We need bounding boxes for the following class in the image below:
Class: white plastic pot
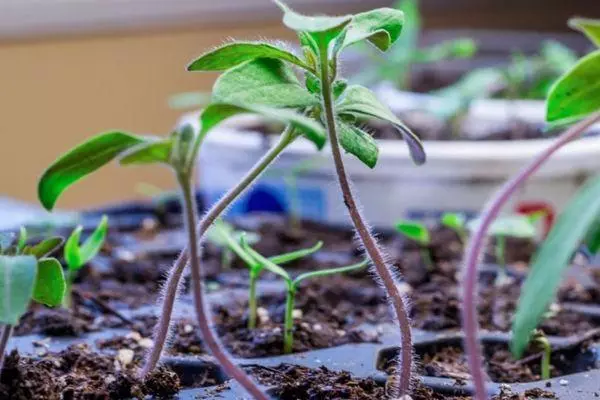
[181,91,600,227]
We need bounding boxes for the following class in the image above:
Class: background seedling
[63,216,108,308]
[207,219,260,270]
[0,229,66,375]
[209,222,322,328]
[440,212,467,243]
[241,237,367,353]
[462,18,600,400]
[395,219,433,270]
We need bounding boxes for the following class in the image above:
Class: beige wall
[0,22,295,209]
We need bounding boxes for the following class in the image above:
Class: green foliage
[119,137,174,166]
[395,220,430,245]
[512,175,600,357]
[33,258,66,307]
[341,8,404,51]
[570,18,600,47]
[336,85,425,165]
[0,255,37,325]
[38,132,144,211]
[212,58,318,108]
[468,215,537,239]
[188,42,310,71]
[337,121,379,168]
[23,237,63,259]
[64,215,108,271]
[440,212,466,233]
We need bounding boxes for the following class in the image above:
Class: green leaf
[337,85,425,165]
[332,79,348,98]
[337,121,379,168]
[188,41,310,71]
[201,102,327,149]
[273,0,352,49]
[78,215,108,267]
[23,237,64,259]
[585,219,600,254]
[32,258,66,307]
[119,138,173,166]
[0,255,37,325]
[440,212,466,232]
[269,241,323,264]
[413,38,476,63]
[17,227,27,253]
[395,220,430,245]
[468,215,537,239]
[546,50,600,123]
[212,58,317,109]
[241,238,291,283]
[64,226,83,270]
[341,8,404,51]
[38,131,144,210]
[293,259,368,287]
[512,175,600,357]
[570,18,600,47]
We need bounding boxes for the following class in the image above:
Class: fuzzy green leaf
[32,258,66,307]
[119,138,173,166]
[337,121,379,168]
[78,216,108,268]
[337,85,425,165]
[546,50,600,123]
[23,237,64,259]
[0,255,37,325]
[269,242,323,265]
[38,132,144,211]
[342,8,404,51]
[273,0,351,49]
[188,41,310,71]
[212,58,317,108]
[512,175,600,357]
[570,18,600,47]
[201,102,326,149]
[292,259,368,287]
[395,220,430,245]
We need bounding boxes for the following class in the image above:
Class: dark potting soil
[0,345,181,399]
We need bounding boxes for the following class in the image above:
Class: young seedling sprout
[530,330,552,380]
[462,18,600,400]
[467,214,538,285]
[395,219,433,270]
[440,212,467,243]
[63,216,108,308]
[0,229,66,374]
[209,222,322,328]
[206,219,260,270]
[240,236,367,353]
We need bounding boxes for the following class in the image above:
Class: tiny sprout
[207,219,260,270]
[212,222,322,329]
[241,236,367,353]
[395,220,433,270]
[468,215,538,285]
[0,228,66,374]
[63,216,108,308]
[530,330,552,380]
[440,212,467,243]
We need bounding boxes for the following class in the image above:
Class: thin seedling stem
[283,287,296,354]
[0,325,13,374]
[141,128,295,399]
[462,112,600,400]
[319,44,413,396]
[248,271,259,329]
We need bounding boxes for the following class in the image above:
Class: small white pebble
[139,338,154,349]
[142,217,158,231]
[312,324,323,332]
[126,331,142,342]
[117,349,135,367]
[116,249,135,262]
[560,379,569,386]
[257,307,270,318]
[292,309,303,319]
[300,322,310,330]
[272,327,282,335]
[183,324,194,334]
[336,329,346,337]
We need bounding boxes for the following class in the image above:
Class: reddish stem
[462,112,600,400]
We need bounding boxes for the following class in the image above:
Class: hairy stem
[248,272,258,329]
[462,112,600,400]
[283,287,295,354]
[319,45,413,395]
[0,325,13,374]
[141,128,294,398]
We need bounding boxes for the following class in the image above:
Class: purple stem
[462,112,600,400]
